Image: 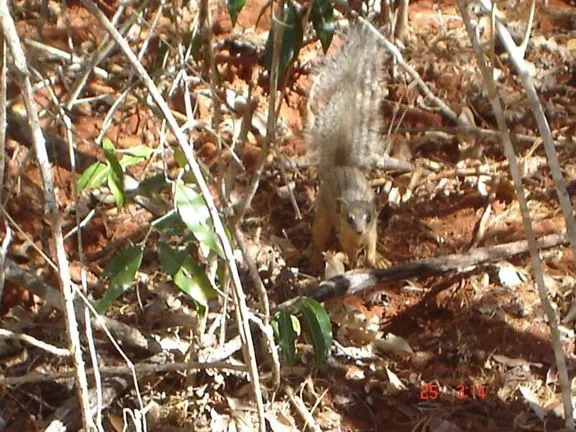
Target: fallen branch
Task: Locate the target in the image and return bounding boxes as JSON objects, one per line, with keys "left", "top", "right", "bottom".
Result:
{"left": 0, "top": 358, "right": 247, "bottom": 386}
{"left": 311, "top": 232, "right": 567, "bottom": 302}
{"left": 4, "top": 258, "right": 173, "bottom": 354}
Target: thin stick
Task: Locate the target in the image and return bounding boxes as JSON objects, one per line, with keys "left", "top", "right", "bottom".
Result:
{"left": 359, "top": 17, "right": 463, "bottom": 125}
{"left": 0, "top": 3, "right": 95, "bottom": 429}
{"left": 0, "top": 360, "right": 248, "bottom": 386}
{"left": 459, "top": 2, "right": 573, "bottom": 426}
{"left": 285, "top": 385, "right": 323, "bottom": 432}
{"left": 234, "top": 0, "right": 287, "bottom": 223}
{"left": 0, "top": 35, "right": 8, "bottom": 304}
{"left": 0, "top": 328, "right": 71, "bottom": 357}
{"left": 199, "top": 0, "right": 222, "bottom": 130}
{"left": 396, "top": 125, "right": 549, "bottom": 145}
{"left": 0, "top": 35, "right": 6, "bottom": 206}
{"left": 23, "top": 38, "right": 109, "bottom": 79}
{"left": 78, "top": 1, "right": 266, "bottom": 429}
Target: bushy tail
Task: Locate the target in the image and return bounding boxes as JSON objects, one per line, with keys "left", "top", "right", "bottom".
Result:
{"left": 306, "top": 24, "right": 387, "bottom": 171}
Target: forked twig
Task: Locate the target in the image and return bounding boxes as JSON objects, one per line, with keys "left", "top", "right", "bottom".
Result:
{"left": 459, "top": 2, "right": 573, "bottom": 426}
{"left": 78, "top": 1, "right": 266, "bottom": 429}
{"left": 0, "top": 2, "right": 95, "bottom": 429}
{"left": 359, "top": 17, "right": 463, "bottom": 125}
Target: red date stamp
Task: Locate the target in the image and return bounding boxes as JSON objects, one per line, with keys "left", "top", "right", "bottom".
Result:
{"left": 419, "top": 384, "right": 487, "bottom": 400}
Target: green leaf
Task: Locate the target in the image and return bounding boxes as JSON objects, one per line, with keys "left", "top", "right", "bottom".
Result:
{"left": 93, "top": 246, "right": 143, "bottom": 313}
{"left": 119, "top": 156, "right": 145, "bottom": 169}
{"left": 102, "top": 246, "right": 143, "bottom": 278}
{"left": 174, "top": 183, "right": 224, "bottom": 258}
{"left": 107, "top": 171, "right": 125, "bottom": 208}
{"left": 276, "top": 310, "right": 298, "bottom": 365}
{"left": 173, "top": 266, "right": 211, "bottom": 307}
{"left": 172, "top": 145, "right": 188, "bottom": 168}
{"left": 158, "top": 242, "right": 217, "bottom": 307}
{"left": 120, "top": 145, "right": 156, "bottom": 159}
{"left": 263, "top": 4, "right": 303, "bottom": 84}
{"left": 311, "top": 0, "right": 334, "bottom": 52}
{"left": 227, "top": 0, "right": 246, "bottom": 26}
{"left": 102, "top": 138, "right": 125, "bottom": 208}
{"left": 181, "top": 170, "right": 196, "bottom": 184}
{"left": 119, "top": 146, "right": 156, "bottom": 168}
{"left": 77, "top": 162, "right": 109, "bottom": 191}
{"left": 158, "top": 241, "right": 186, "bottom": 275}
{"left": 171, "top": 146, "right": 200, "bottom": 184}
{"left": 102, "top": 138, "right": 124, "bottom": 184}
{"left": 291, "top": 314, "right": 301, "bottom": 336}
{"left": 152, "top": 210, "right": 188, "bottom": 235}
{"left": 301, "top": 298, "right": 332, "bottom": 367}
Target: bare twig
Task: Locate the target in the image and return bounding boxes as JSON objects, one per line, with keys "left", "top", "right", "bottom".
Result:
{"left": 0, "top": 2, "right": 95, "bottom": 429}
{"left": 0, "top": 328, "right": 71, "bottom": 357}
{"left": 0, "top": 35, "right": 7, "bottom": 304}
{"left": 23, "top": 39, "right": 110, "bottom": 79}
{"left": 234, "top": 226, "right": 271, "bottom": 320}
{"left": 0, "top": 33, "right": 6, "bottom": 206}
{"left": 234, "top": 0, "right": 286, "bottom": 223}
{"left": 477, "top": 0, "right": 576, "bottom": 275}
{"left": 248, "top": 310, "right": 280, "bottom": 390}
{"left": 0, "top": 360, "right": 248, "bottom": 386}
{"left": 223, "top": 83, "right": 255, "bottom": 201}
{"left": 396, "top": 125, "right": 553, "bottom": 146}
{"left": 308, "top": 232, "right": 567, "bottom": 302}
{"left": 394, "top": 0, "right": 409, "bottom": 40}
{"left": 77, "top": 1, "right": 266, "bottom": 429}
{"left": 92, "top": 3, "right": 155, "bottom": 144}
{"left": 459, "top": 2, "right": 573, "bottom": 427}
{"left": 0, "top": 222, "right": 10, "bottom": 304}
{"left": 4, "top": 256, "right": 188, "bottom": 355}
{"left": 359, "top": 17, "right": 464, "bottom": 125}
{"left": 64, "top": 3, "right": 136, "bottom": 109}
{"left": 285, "top": 385, "right": 323, "bottom": 432}
{"left": 518, "top": 0, "right": 536, "bottom": 59}
{"left": 22, "top": 62, "right": 110, "bottom": 430}
{"left": 199, "top": 0, "right": 222, "bottom": 129}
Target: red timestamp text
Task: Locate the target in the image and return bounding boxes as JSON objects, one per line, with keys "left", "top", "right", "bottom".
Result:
{"left": 419, "top": 384, "right": 488, "bottom": 400}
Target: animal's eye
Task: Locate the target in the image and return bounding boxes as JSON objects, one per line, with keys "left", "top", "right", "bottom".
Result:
{"left": 365, "top": 213, "right": 371, "bottom": 224}
{"left": 347, "top": 214, "right": 355, "bottom": 225}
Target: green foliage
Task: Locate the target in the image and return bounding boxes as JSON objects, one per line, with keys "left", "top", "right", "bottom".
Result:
{"left": 274, "top": 309, "right": 299, "bottom": 365}
{"left": 227, "top": 0, "right": 246, "bottom": 26}
{"left": 118, "top": 146, "right": 155, "bottom": 167}
{"left": 311, "top": 0, "right": 334, "bottom": 53}
{"left": 157, "top": 242, "right": 218, "bottom": 311}
{"left": 152, "top": 209, "right": 188, "bottom": 236}
{"left": 78, "top": 138, "right": 157, "bottom": 209}
{"left": 77, "top": 138, "right": 226, "bottom": 314}
{"left": 77, "top": 162, "right": 109, "bottom": 191}
{"left": 262, "top": 0, "right": 337, "bottom": 85}
{"left": 174, "top": 183, "right": 225, "bottom": 258}
{"left": 273, "top": 299, "right": 332, "bottom": 367}
{"left": 93, "top": 246, "right": 143, "bottom": 313}
{"left": 132, "top": 174, "right": 168, "bottom": 196}
{"left": 102, "top": 138, "right": 125, "bottom": 208}
{"left": 263, "top": 4, "right": 303, "bottom": 84}
{"left": 301, "top": 298, "right": 332, "bottom": 366}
